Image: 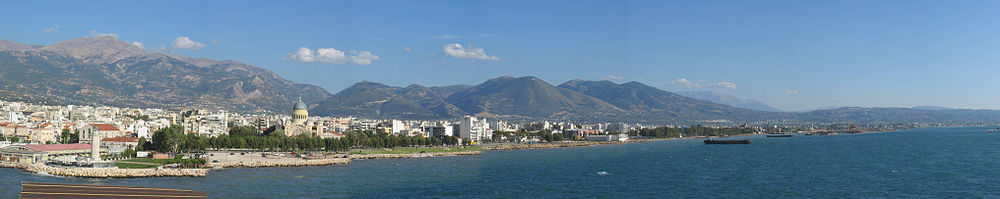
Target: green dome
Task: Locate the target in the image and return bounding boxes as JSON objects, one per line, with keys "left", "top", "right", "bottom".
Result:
{"left": 293, "top": 100, "right": 308, "bottom": 110}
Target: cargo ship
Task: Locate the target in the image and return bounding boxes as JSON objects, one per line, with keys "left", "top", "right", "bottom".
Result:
{"left": 703, "top": 139, "right": 752, "bottom": 144}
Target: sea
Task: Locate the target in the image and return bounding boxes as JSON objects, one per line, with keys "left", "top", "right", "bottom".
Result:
{"left": 2, "top": 127, "right": 999, "bottom": 198}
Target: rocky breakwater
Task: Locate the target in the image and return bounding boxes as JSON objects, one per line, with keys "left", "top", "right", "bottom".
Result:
{"left": 348, "top": 151, "right": 481, "bottom": 160}
{"left": 210, "top": 158, "right": 351, "bottom": 168}
{"left": 2, "top": 162, "right": 207, "bottom": 177}
{"left": 484, "top": 141, "right": 634, "bottom": 150}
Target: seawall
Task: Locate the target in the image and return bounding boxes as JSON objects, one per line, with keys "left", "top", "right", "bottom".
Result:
{"left": 483, "top": 141, "right": 634, "bottom": 150}
{"left": 348, "top": 151, "right": 481, "bottom": 160}
{"left": 1, "top": 162, "right": 207, "bottom": 178}
{"left": 209, "top": 158, "right": 351, "bottom": 168}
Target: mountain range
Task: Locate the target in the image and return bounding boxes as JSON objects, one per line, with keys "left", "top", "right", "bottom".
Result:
{"left": 0, "top": 36, "right": 329, "bottom": 113}
{"left": 2, "top": 36, "right": 1000, "bottom": 124}
{"left": 676, "top": 91, "right": 783, "bottom": 112}
{"left": 313, "top": 76, "right": 791, "bottom": 123}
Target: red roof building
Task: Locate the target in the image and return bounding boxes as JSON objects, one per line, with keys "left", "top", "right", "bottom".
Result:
{"left": 22, "top": 143, "right": 92, "bottom": 152}
{"left": 101, "top": 136, "right": 140, "bottom": 143}
{"left": 90, "top": 124, "right": 120, "bottom": 131}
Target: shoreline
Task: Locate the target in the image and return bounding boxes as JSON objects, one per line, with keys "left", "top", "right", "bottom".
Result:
{"left": 0, "top": 162, "right": 208, "bottom": 178}
{"left": 348, "top": 151, "right": 481, "bottom": 159}
{"left": 3, "top": 129, "right": 912, "bottom": 178}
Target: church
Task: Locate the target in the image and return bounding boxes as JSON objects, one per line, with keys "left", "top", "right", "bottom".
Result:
{"left": 283, "top": 99, "right": 325, "bottom": 137}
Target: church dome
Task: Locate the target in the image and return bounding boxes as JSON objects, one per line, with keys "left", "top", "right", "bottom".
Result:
{"left": 293, "top": 100, "right": 308, "bottom": 110}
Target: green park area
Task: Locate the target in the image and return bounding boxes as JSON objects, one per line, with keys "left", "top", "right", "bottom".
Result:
{"left": 116, "top": 158, "right": 161, "bottom": 169}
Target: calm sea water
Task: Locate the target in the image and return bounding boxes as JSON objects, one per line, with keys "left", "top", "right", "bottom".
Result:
{"left": 3, "top": 127, "right": 999, "bottom": 198}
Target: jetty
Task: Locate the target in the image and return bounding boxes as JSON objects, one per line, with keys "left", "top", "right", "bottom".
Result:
{"left": 703, "top": 139, "right": 752, "bottom": 144}
{"left": 766, "top": 134, "right": 794, "bottom": 137}
{"left": 20, "top": 182, "right": 207, "bottom": 199}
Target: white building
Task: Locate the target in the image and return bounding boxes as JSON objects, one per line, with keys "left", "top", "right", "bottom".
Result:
{"left": 391, "top": 120, "right": 405, "bottom": 135}
{"left": 460, "top": 116, "right": 490, "bottom": 143}
{"left": 79, "top": 124, "right": 122, "bottom": 144}
{"left": 586, "top": 133, "right": 629, "bottom": 142}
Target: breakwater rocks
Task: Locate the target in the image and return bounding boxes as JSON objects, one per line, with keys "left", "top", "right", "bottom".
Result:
{"left": 210, "top": 158, "right": 351, "bottom": 168}
{"left": 348, "top": 151, "right": 481, "bottom": 160}
{"left": 1, "top": 162, "right": 207, "bottom": 178}
{"left": 484, "top": 141, "right": 634, "bottom": 150}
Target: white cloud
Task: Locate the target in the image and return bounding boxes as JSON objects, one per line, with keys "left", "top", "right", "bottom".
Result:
{"left": 172, "top": 37, "right": 206, "bottom": 50}
{"left": 350, "top": 51, "right": 380, "bottom": 65}
{"left": 286, "top": 47, "right": 379, "bottom": 65}
{"left": 711, "top": 81, "right": 737, "bottom": 89}
{"left": 672, "top": 78, "right": 702, "bottom": 88}
{"left": 605, "top": 75, "right": 623, "bottom": 80}
{"left": 89, "top": 30, "right": 117, "bottom": 37}
{"left": 443, "top": 43, "right": 499, "bottom": 60}
{"left": 785, "top": 89, "right": 798, "bottom": 94}
{"left": 131, "top": 41, "right": 145, "bottom": 49}
{"left": 42, "top": 25, "right": 60, "bottom": 33}
{"left": 404, "top": 47, "right": 414, "bottom": 52}
{"left": 433, "top": 34, "right": 459, "bottom": 39}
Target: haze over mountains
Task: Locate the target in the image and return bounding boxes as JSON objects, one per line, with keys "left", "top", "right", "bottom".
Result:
{"left": 676, "top": 91, "right": 783, "bottom": 112}
{"left": 2, "top": 36, "right": 999, "bottom": 124}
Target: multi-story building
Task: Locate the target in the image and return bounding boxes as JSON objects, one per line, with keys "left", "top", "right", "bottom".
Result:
{"left": 460, "top": 116, "right": 491, "bottom": 143}
{"left": 79, "top": 123, "right": 122, "bottom": 144}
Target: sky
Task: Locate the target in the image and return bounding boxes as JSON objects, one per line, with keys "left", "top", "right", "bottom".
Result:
{"left": 1, "top": 0, "right": 999, "bottom": 111}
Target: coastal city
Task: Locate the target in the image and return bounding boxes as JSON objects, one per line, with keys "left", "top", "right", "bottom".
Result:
{"left": 0, "top": 97, "right": 918, "bottom": 178}
{"left": 6, "top": 0, "right": 1000, "bottom": 198}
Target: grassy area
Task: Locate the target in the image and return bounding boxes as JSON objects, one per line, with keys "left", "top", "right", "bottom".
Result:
{"left": 120, "top": 158, "right": 157, "bottom": 163}
{"left": 349, "top": 146, "right": 481, "bottom": 155}
{"left": 115, "top": 162, "right": 160, "bottom": 169}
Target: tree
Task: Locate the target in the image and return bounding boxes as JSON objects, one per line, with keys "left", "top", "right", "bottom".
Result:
{"left": 136, "top": 137, "right": 150, "bottom": 151}
{"left": 152, "top": 125, "right": 185, "bottom": 154}
{"left": 229, "top": 126, "right": 258, "bottom": 137}
{"left": 60, "top": 129, "right": 72, "bottom": 144}
{"left": 121, "top": 148, "right": 137, "bottom": 158}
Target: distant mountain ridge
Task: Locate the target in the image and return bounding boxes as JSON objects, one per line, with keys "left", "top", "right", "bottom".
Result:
{"left": 446, "top": 76, "right": 623, "bottom": 117}
{"left": 308, "top": 77, "right": 1000, "bottom": 124}
{"left": 677, "top": 91, "right": 783, "bottom": 112}
{"left": 0, "top": 36, "right": 331, "bottom": 113}
{"left": 3, "top": 37, "right": 999, "bottom": 124}
{"left": 311, "top": 77, "right": 783, "bottom": 123}
{"left": 310, "top": 81, "right": 467, "bottom": 120}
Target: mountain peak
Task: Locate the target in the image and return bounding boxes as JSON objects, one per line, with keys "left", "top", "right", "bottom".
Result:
{"left": 41, "top": 36, "right": 146, "bottom": 62}
{"left": 0, "top": 39, "right": 40, "bottom": 51}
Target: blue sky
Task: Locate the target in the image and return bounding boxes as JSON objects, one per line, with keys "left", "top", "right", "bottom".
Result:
{"left": 1, "top": 0, "right": 999, "bottom": 111}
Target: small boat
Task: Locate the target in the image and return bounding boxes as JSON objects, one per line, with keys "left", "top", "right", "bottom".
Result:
{"left": 766, "top": 134, "right": 794, "bottom": 137}
{"left": 703, "top": 139, "right": 752, "bottom": 144}
{"left": 988, "top": 128, "right": 999, "bottom": 132}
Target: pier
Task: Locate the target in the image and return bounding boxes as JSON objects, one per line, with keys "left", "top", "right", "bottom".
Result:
{"left": 20, "top": 182, "right": 207, "bottom": 199}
